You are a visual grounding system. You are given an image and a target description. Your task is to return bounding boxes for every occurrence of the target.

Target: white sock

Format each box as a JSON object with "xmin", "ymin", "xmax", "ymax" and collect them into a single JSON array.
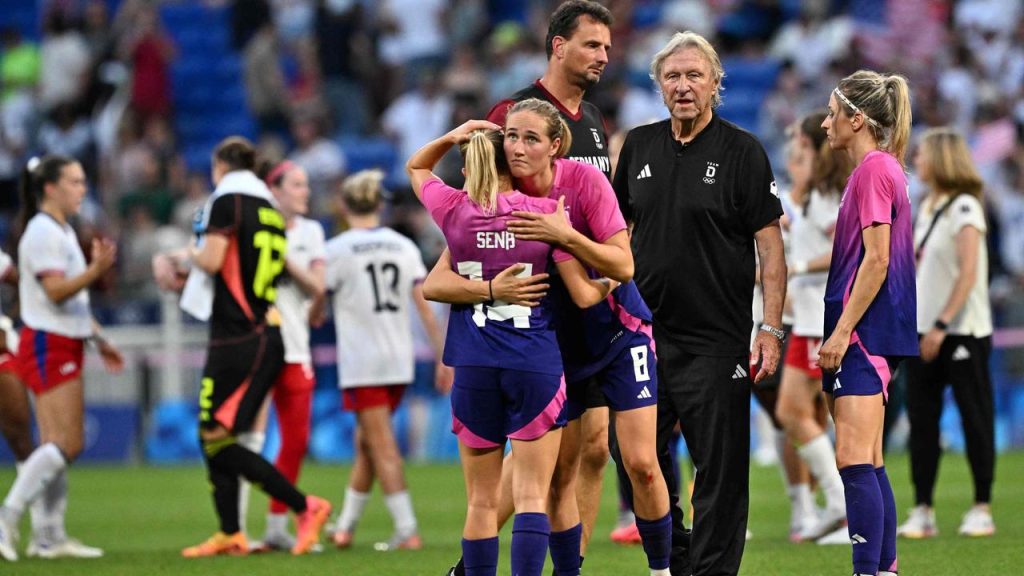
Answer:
[
  {"xmin": 265, "ymin": 512, "xmax": 290, "ymax": 536},
  {"xmin": 4, "ymin": 444, "xmax": 67, "ymax": 519},
  {"xmin": 34, "ymin": 468, "xmax": 68, "ymax": 544},
  {"xmin": 384, "ymin": 490, "xmax": 417, "ymax": 536},
  {"xmin": 336, "ymin": 487, "xmax": 371, "ymax": 532},
  {"xmin": 798, "ymin": 434, "xmax": 845, "ymax": 513},
  {"xmin": 651, "ymin": 568, "xmax": 671, "ymax": 576},
  {"xmin": 787, "ymin": 483, "xmax": 814, "ymax": 522},
  {"xmin": 236, "ymin": 432, "xmax": 266, "ymax": 534}
]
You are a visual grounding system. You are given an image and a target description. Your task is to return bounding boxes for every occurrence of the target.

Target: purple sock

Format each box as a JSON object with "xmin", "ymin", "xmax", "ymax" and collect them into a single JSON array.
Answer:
[
  {"xmin": 840, "ymin": 464, "xmax": 883, "ymax": 575},
  {"xmin": 548, "ymin": 523, "xmax": 581, "ymax": 576},
  {"xmin": 462, "ymin": 536, "xmax": 499, "ymax": 576},
  {"xmin": 636, "ymin": 512, "xmax": 672, "ymax": 570},
  {"xmin": 876, "ymin": 466, "xmax": 898, "ymax": 573},
  {"xmin": 511, "ymin": 513, "xmax": 550, "ymax": 576}
]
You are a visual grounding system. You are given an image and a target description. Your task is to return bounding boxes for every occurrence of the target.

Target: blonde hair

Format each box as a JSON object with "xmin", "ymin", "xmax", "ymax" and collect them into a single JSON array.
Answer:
[
  {"xmin": 918, "ymin": 127, "xmax": 983, "ymax": 199},
  {"xmin": 459, "ymin": 130, "xmax": 504, "ymax": 214},
  {"xmin": 506, "ymin": 98, "xmax": 572, "ymax": 158},
  {"xmin": 835, "ymin": 70, "xmax": 912, "ymax": 167},
  {"xmin": 341, "ymin": 169, "xmax": 385, "ymax": 215},
  {"xmin": 649, "ymin": 31, "xmax": 725, "ymax": 108}
]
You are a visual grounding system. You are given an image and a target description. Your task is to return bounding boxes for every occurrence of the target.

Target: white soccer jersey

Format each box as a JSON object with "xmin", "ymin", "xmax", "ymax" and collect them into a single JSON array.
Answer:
[
  {"xmin": 18, "ymin": 213, "xmax": 93, "ymax": 338},
  {"xmin": 277, "ymin": 216, "xmax": 327, "ymax": 364},
  {"xmin": 325, "ymin": 227, "xmax": 427, "ymax": 387},
  {"xmin": 788, "ymin": 188, "xmax": 840, "ymax": 337},
  {"xmin": 915, "ymin": 193, "xmax": 992, "ymax": 337}
]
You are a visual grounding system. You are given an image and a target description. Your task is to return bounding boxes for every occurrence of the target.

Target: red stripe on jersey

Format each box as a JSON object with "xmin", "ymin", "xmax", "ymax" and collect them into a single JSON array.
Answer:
[
  {"xmin": 221, "ymin": 234, "xmax": 255, "ymax": 323},
  {"xmin": 531, "ymin": 80, "xmax": 583, "ymax": 121}
]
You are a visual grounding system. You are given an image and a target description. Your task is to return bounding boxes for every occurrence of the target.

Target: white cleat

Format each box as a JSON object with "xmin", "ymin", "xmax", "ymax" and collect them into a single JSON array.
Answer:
[
  {"xmin": 800, "ymin": 506, "xmax": 847, "ymax": 541},
  {"xmin": 958, "ymin": 506, "xmax": 995, "ymax": 537},
  {"xmin": 26, "ymin": 537, "xmax": 104, "ymax": 559},
  {"xmin": 897, "ymin": 505, "xmax": 937, "ymax": 539},
  {"xmin": 815, "ymin": 526, "xmax": 850, "ymax": 545}
]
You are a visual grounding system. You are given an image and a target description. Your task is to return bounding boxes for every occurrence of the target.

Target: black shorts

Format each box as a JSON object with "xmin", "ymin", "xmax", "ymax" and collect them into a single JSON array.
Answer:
[{"xmin": 199, "ymin": 327, "xmax": 284, "ymax": 433}]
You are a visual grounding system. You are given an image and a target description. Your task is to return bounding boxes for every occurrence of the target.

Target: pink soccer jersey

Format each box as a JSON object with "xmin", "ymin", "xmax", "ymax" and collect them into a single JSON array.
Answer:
[
  {"xmin": 421, "ymin": 178, "xmax": 568, "ymax": 374},
  {"xmin": 823, "ymin": 150, "xmax": 918, "ymax": 357}
]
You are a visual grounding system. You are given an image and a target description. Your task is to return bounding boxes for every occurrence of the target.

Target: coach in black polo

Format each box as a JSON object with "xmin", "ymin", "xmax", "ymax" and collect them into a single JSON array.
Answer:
[{"xmin": 613, "ymin": 31, "xmax": 787, "ymax": 576}]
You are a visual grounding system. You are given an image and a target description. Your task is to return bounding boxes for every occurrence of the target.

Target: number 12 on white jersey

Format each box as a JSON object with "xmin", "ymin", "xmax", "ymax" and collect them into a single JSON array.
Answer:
[{"xmin": 457, "ymin": 260, "xmax": 533, "ymax": 328}]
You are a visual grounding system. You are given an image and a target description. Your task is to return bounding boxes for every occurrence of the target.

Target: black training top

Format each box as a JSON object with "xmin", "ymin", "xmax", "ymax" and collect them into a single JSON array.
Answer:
[
  {"xmin": 613, "ymin": 114, "xmax": 782, "ymax": 357},
  {"xmin": 487, "ymin": 80, "xmax": 612, "ymax": 180},
  {"xmin": 206, "ymin": 192, "xmax": 287, "ymax": 340}
]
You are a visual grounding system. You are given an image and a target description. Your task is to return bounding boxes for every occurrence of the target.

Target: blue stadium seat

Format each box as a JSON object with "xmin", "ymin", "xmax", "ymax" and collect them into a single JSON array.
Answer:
[{"xmin": 342, "ymin": 137, "xmax": 399, "ymax": 174}]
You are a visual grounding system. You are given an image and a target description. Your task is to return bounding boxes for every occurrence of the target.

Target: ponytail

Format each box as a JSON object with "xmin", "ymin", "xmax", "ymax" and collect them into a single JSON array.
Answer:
[
  {"xmin": 886, "ymin": 75, "xmax": 912, "ymax": 167},
  {"xmin": 555, "ymin": 117, "xmax": 572, "ymax": 158},
  {"xmin": 462, "ymin": 130, "xmax": 500, "ymax": 214},
  {"xmin": 18, "ymin": 155, "xmax": 76, "ymax": 232}
]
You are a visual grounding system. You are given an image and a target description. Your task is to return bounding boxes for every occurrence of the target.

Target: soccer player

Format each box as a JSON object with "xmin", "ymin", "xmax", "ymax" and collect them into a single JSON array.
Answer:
[
  {"xmin": 0, "ymin": 156, "xmax": 122, "ymax": 562},
  {"xmin": 176, "ymin": 137, "xmax": 330, "ymax": 557},
  {"xmin": 408, "ymin": 117, "xmax": 620, "ymax": 576},
  {"xmin": 241, "ymin": 160, "xmax": 327, "ymax": 551},
  {"xmin": 427, "ymin": 99, "xmax": 671, "ymax": 576},
  {"xmin": 775, "ymin": 112, "xmax": 852, "ymax": 543},
  {"xmin": 899, "ymin": 128, "xmax": 996, "ymax": 538},
  {"xmin": 324, "ymin": 169, "xmax": 450, "ymax": 551},
  {"xmin": 613, "ymin": 32, "xmax": 786, "ymax": 576},
  {"xmin": 818, "ymin": 71, "xmax": 917, "ymax": 576}
]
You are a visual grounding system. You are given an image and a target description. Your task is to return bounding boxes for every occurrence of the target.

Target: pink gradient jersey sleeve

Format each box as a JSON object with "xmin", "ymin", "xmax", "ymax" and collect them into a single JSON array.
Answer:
[
  {"xmin": 550, "ymin": 159, "xmax": 626, "ymax": 263},
  {"xmin": 421, "ymin": 178, "xmax": 467, "ymax": 228},
  {"xmin": 853, "ymin": 159, "xmax": 897, "ymax": 229}
]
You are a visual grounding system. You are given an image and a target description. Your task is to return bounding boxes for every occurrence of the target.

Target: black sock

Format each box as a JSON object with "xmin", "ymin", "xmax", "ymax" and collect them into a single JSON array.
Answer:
[
  {"xmin": 204, "ymin": 437, "xmax": 307, "ymax": 514},
  {"xmin": 207, "ymin": 462, "xmax": 241, "ymax": 534}
]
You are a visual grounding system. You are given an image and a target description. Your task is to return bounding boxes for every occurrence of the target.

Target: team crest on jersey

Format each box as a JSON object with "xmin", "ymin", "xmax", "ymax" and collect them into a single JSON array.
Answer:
[
  {"xmin": 703, "ymin": 162, "xmax": 718, "ymax": 184},
  {"xmin": 769, "ymin": 180, "xmax": 778, "ymax": 198},
  {"xmin": 590, "ymin": 128, "xmax": 603, "ymax": 150}
]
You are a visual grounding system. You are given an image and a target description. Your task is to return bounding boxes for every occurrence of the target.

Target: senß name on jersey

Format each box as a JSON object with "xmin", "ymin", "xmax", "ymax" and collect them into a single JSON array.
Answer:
[{"xmin": 477, "ymin": 231, "xmax": 516, "ymax": 249}]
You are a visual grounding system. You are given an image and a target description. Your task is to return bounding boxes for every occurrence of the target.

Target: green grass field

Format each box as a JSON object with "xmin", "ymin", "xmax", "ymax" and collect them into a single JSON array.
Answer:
[{"xmin": 0, "ymin": 451, "xmax": 1021, "ymax": 575}]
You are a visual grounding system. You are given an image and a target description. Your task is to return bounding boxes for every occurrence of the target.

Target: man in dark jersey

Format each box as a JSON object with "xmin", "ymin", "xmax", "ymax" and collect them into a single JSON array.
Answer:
[
  {"xmin": 165, "ymin": 138, "xmax": 332, "ymax": 558},
  {"xmin": 613, "ymin": 33, "xmax": 786, "ymax": 576}
]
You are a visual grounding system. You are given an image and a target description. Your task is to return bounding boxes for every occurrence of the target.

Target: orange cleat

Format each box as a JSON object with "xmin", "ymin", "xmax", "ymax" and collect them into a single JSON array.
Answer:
[
  {"xmin": 181, "ymin": 532, "xmax": 248, "ymax": 558},
  {"xmin": 610, "ymin": 522, "xmax": 642, "ymax": 545},
  {"xmin": 292, "ymin": 495, "xmax": 332, "ymax": 555}
]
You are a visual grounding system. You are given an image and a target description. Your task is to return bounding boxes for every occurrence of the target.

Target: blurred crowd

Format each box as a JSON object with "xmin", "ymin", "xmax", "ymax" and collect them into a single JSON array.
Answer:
[{"xmin": 0, "ymin": 0, "xmax": 1023, "ymax": 335}]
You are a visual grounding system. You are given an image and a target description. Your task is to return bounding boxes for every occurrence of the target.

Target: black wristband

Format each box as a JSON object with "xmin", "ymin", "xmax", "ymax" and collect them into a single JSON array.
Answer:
[
  {"xmin": 934, "ymin": 319, "xmax": 948, "ymax": 332},
  {"xmin": 488, "ymin": 279, "xmax": 494, "ymax": 301}
]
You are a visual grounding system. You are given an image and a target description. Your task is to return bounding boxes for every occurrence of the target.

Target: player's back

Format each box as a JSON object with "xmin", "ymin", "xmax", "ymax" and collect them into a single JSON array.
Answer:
[
  {"xmin": 421, "ymin": 179, "xmax": 564, "ymax": 375},
  {"xmin": 325, "ymin": 226, "xmax": 426, "ymax": 386}
]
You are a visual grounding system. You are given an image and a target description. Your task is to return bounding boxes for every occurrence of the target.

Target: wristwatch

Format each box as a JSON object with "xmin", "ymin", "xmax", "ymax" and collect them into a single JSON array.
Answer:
[{"xmin": 760, "ymin": 323, "xmax": 786, "ymax": 341}]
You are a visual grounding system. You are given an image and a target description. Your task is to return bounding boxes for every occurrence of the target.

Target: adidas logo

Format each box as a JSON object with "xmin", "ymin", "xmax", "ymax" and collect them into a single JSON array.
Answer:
[
  {"xmin": 952, "ymin": 345, "xmax": 971, "ymax": 361},
  {"xmin": 636, "ymin": 164, "xmax": 652, "ymax": 180},
  {"xmin": 636, "ymin": 386, "xmax": 652, "ymax": 400},
  {"xmin": 833, "ymin": 377, "xmax": 842, "ymax": 390},
  {"xmin": 850, "ymin": 533, "xmax": 867, "ymax": 544},
  {"xmin": 732, "ymin": 364, "xmax": 748, "ymax": 380}
]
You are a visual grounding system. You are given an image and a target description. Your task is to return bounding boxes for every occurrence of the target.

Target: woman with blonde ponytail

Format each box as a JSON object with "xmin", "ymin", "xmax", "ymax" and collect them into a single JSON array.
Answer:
[
  {"xmin": 406, "ymin": 119, "xmax": 615, "ymax": 576},
  {"xmin": 818, "ymin": 71, "xmax": 918, "ymax": 576}
]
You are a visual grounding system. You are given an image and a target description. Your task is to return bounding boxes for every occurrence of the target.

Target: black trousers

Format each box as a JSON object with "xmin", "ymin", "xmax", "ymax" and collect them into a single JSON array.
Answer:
[
  {"xmin": 614, "ymin": 338, "xmax": 751, "ymax": 576},
  {"xmin": 904, "ymin": 334, "xmax": 995, "ymax": 506}
]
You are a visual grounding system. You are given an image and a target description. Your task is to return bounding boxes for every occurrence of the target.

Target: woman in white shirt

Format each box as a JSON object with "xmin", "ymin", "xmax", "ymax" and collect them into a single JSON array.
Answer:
[
  {"xmin": 898, "ymin": 128, "xmax": 996, "ymax": 539},
  {"xmin": 0, "ymin": 156, "xmax": 122, "ymax": 561}
]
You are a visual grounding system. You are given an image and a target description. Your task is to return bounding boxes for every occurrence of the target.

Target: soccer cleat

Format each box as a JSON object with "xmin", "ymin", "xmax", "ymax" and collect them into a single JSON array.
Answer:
[
  {"xmin": 814, "ymin": 526, "xmax": 850, "ymax": 545},
  {"xmin": 897, "ymin": 505, "xmax": 938, "ymax": 539},
  {"xmin": 181, "ymin": 531, "xmax": 249, "ymax": 558},
  {"xmin": 373, "ymin": 532, "xmax": 422, "ymax": 551},
  {"xmin": 332, "ymin": 529, "xmax": 354, "ymax": 549},
  {"xmin": 610, "ymin": 521, "xmax": 642, "ymax": 545},
  {"xmin": 800, "ymin": 506, "xmax": 847, "ymax": 541},
  {"xmin": 958, "ymin": 506, "xmax": 995, "ymax": 537},
  {"xmin": 0, "ymin": 513, "xmax": 17, "ymax": 562},
  {"xmin": 27, "ymin": 537, "xmax": 104, "ymax": 559},
  {"xmin": 292, "ymin": 495, "xmax": 332, "ymax": 555},
  {"xmin": 250, "ymin": 530, "xmax": 296, "ymax": 553}
]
